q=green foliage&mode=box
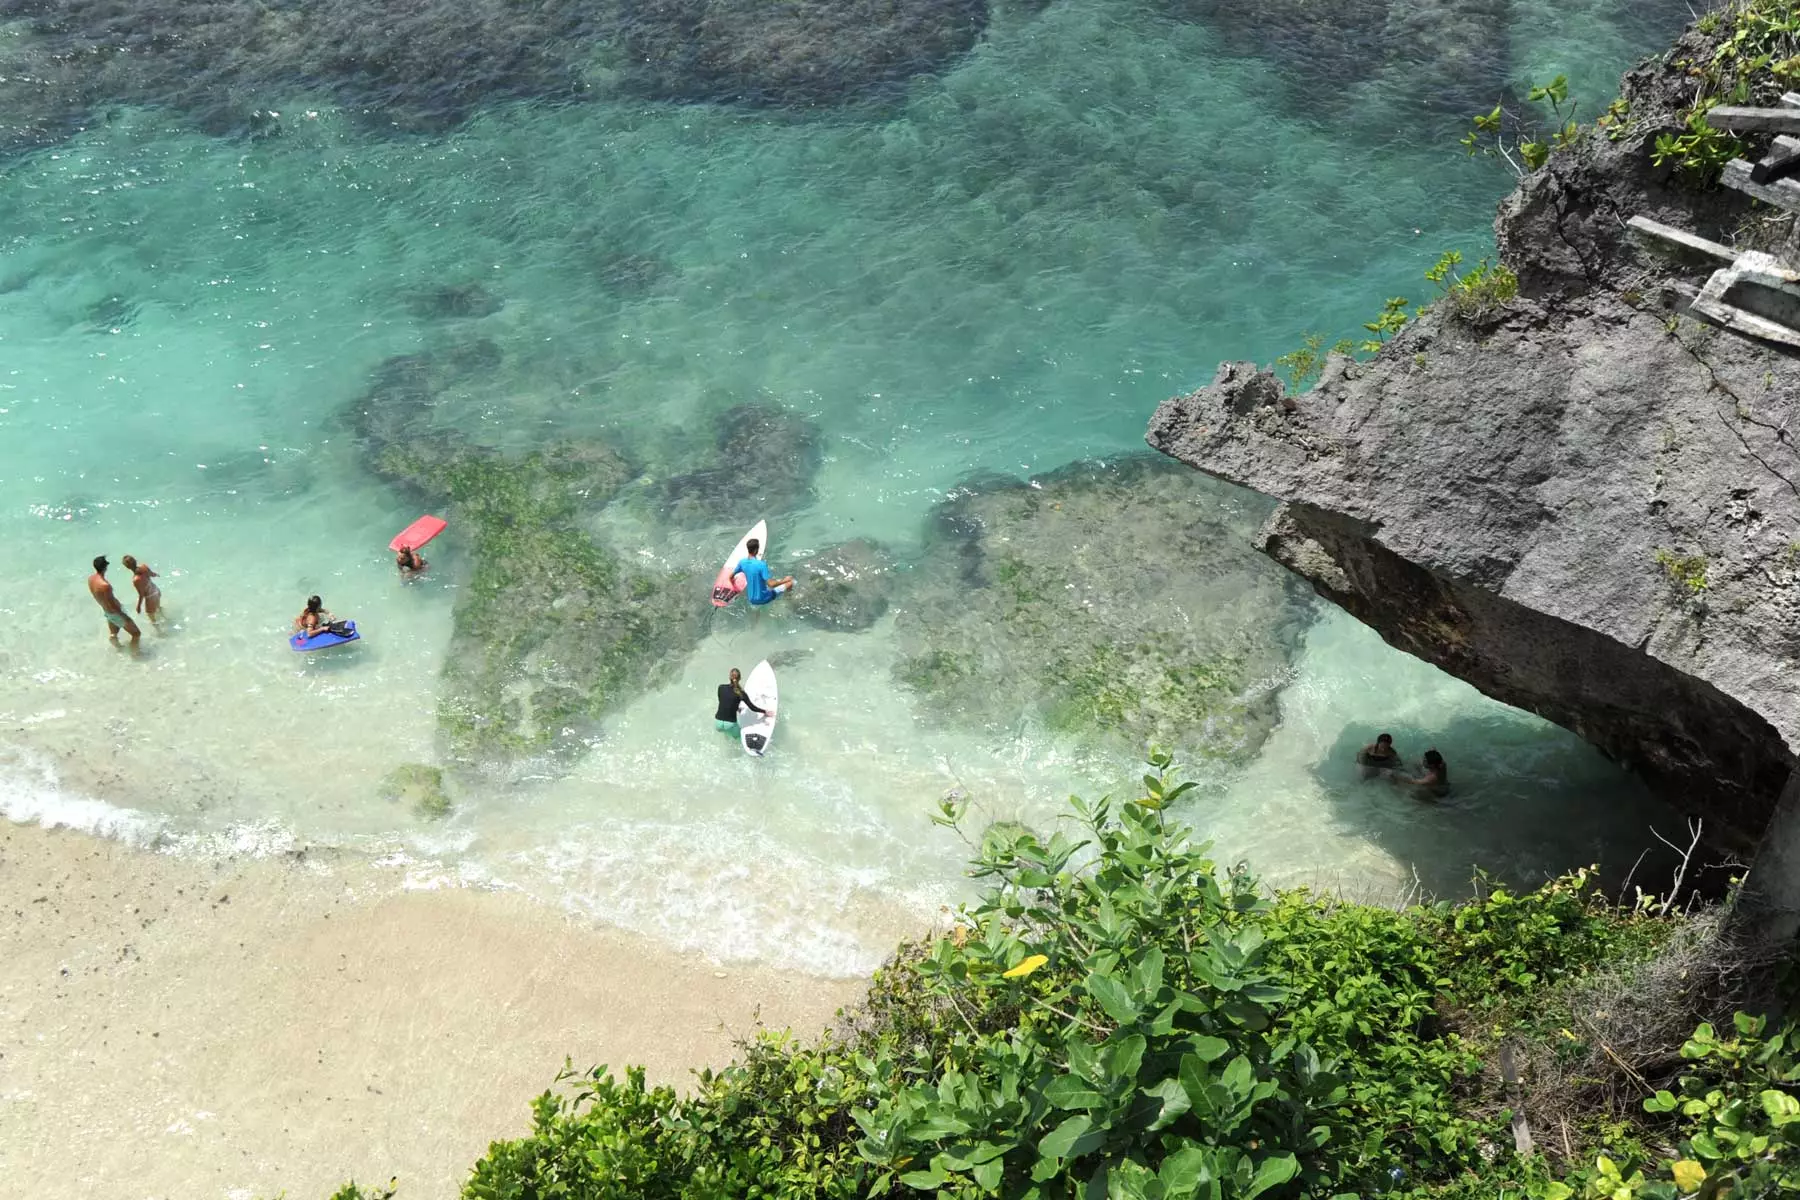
[423,756,1685,1200]
[1654,548,1710,594]
[1274,333,1354,391]
[1461,74,1582,175]
[1651,102,1745,187]
[1361,296,1413,353]
[1424,250,1520,322]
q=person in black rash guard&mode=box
[714,667,766,734]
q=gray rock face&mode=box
[1147,24,1800,846]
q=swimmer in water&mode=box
[1356,732,1402,779]
[295,594,334,637]
[1394,749,1450,801]
[714,667,768,734]
[735,538,795,607]
[396,543,427,579]
[121,554,162,626]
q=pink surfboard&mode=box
[390,514,447,553]
[711,519,766,607]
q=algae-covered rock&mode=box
[657,401,823,526]
[791,539,895,632]
[341,348,702,766]
[380,763,451,819]
[892,455,1315,760]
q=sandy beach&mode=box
[0,821,863,1200]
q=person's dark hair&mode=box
[1376,733,1392,746]
[729,667,741,682]
[122,554,139,572]
[306,595,323,612]
[1423,749,1444,768]
[92,555,108,574]
[746,537,761,556]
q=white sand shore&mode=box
[0,822,864,1200]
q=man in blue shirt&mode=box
[735,537,795,606]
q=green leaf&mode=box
[1044,1074,1106,1111]
[1132,946,1166,1000]
[1143,1076,1193,1132]
[972,1156,1004,1191]
[1242,1153,1299,1200]
[1108,1034,1147,1083]
[1086,971,1141,1026]
[1761,1088,1800,1121]
[1158,1146,1211,1195]
[1187,1036,1231,1063]
[1038,1114,1094,1163]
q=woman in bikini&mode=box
[295,595,335,637]
[121,555,162,625]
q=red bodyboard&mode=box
[390,514,447,553]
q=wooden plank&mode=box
[1709,105,1800,133]
[1626,215,1736,263]
[1723,157,1800,211]
[1783,92,1800,109]
[1753,135,1800,183]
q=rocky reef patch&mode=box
[892,455,1316,760]
[0,0,992,153]
[345,344,705,766]
[614,0,990,106]
[653,401,824,528]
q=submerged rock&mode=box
[380,763,451,819]
[405,282,505,321]
[1147,18,1800,847]
[340,350,703,766]
[790,539,895,631]
[657,401,823,526]
[1161,0,1513,128]
[615,0,990,105]
[892,456,1315,759]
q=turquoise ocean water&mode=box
[0,0,1693,973]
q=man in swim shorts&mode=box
[87,556,141,649]
[714,667,768,733]
[735,538,795,607]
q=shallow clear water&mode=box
[0,0,1694,974]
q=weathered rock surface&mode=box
[1147,22,1800,847]
[892,456,1315,760]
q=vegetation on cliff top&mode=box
[326,756,1796,1200]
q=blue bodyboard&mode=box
[290,620,360,652]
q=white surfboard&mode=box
[711,519,768,607]
[739,659,778,757]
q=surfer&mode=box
[295,595,335,637]
[395,543,428,579]
[1393,749,1450,801]
[121,555,162,625]
[735,538,795,607]
[1356,732,1402,779]
[87,556,142,649]
[715,667,768,733]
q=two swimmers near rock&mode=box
[1357,732,1450,800]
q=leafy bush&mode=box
[359,755,1708,1200]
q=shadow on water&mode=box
[1306,716,1689,903]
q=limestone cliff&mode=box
[1148,21,1800,853]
